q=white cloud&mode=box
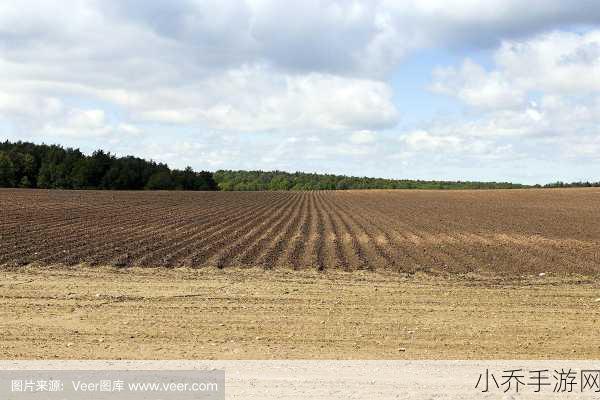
[494,30,600,94]
[0,93,63,118]
[350,130,377,144]
[1,1,599,136]
[427,29,600,166]
[433,30,600,109]
[139,140,241,168]
[1,1,600,182]
[431,59,526,109]
[37,108,143,139]
[135,69,399,132]
[401,130,462,151]
[116,123,143,136]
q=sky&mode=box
[1,1,600,184]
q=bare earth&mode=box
[1,266,599,359]
[2,188,600,274]
[2,188,600,359]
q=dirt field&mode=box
[2,188,600,274]
[1,266,599,359]
[2,188,600,359]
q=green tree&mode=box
[19,176,32,188]
[146,171,175,190]
[0,151,16,187]
[22,153,36,178]
[335,178,349,190]
[175,166,197,190]
[71,159,92,189]
[37,163,53,188]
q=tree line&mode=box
[1,141,596,191]
[539,181,600,188]
[0,141,217,190]
[213,170,529,190]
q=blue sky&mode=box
[1,1,600,184]
[391,48,469,127]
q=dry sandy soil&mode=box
[1,266,599,359]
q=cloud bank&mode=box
[1,1,600,182]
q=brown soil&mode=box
[2,188,600,274]
[1,266,599,359]
[2,188,600,359]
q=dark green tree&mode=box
[146,171,175,190]
[19,176,32,188]
[0,151,16,187]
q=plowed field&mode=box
[1,188,600,275]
